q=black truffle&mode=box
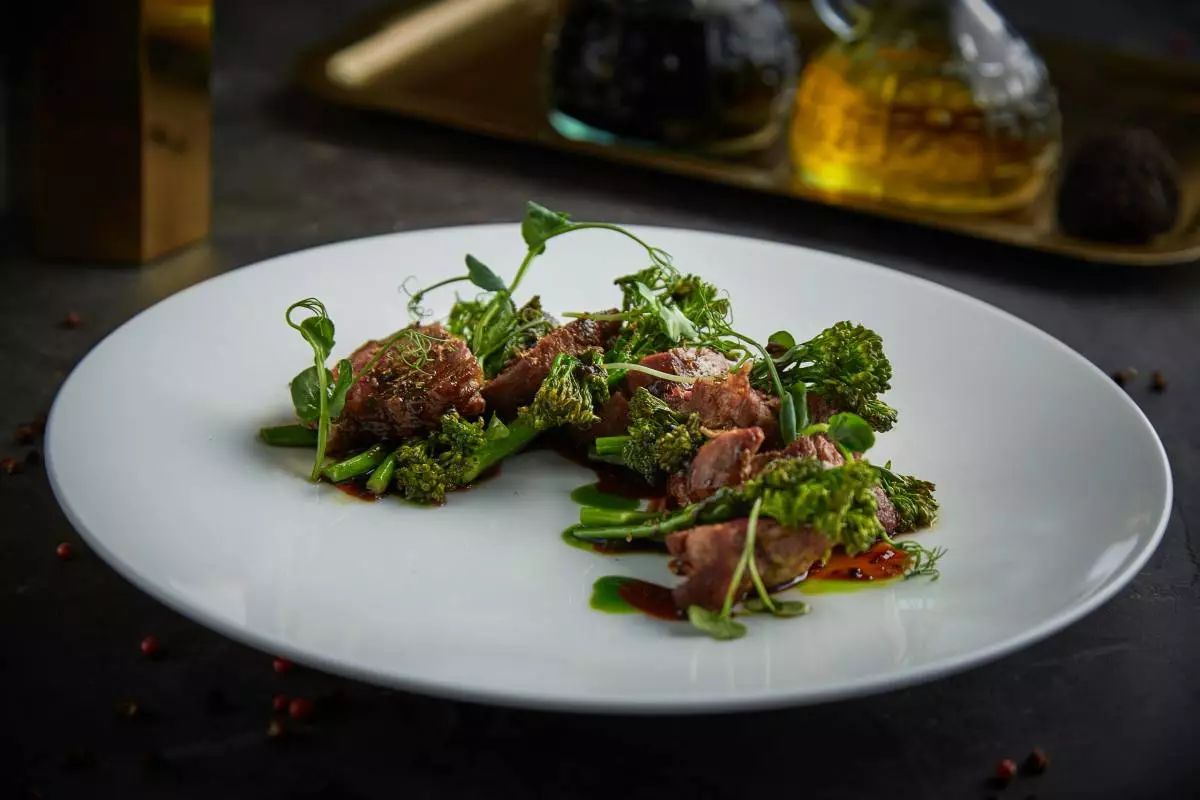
[1057,128,1181,244]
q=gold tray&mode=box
[299,0,1200,266]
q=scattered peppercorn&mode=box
[14,425,35,445]
[273,693,289,713]
[33,414,47,435]
[267,719,285,740]
[1023,748,1050,775]
[288,697,314,721]
[140,635,161,659]
[996,758,1018,782]
[119,700,141,719]
[62,311,82,329]
[1,457,22,475]
[1112,367,1138,386]
[1150,371,1168,392]
[56,542,74,561]
[273,656,292,674]
[25,450,41,466]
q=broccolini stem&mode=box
[568,504,704,540]
[259,425,319,447]
[578,507,659,527]
[365,449,401,495]
[461,415,541,483]
[323,444,390,483]
[593,436,629,456]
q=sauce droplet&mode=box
[590,576,681,621]
[569,483,641,510]
[799,543,910,594]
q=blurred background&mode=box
[2,0,1197,266]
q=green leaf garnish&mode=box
[768,330,795,351]
[825,411,875,453]
[686,606,746,640]
[521,202,571,250]
[465,254,506,293]
[328,359,354,419]
[743,597,811,617]
[289,365,325,424]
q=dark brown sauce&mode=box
[332,479,379,502]
[563,529,669,556]
[545,436,666,500]
[807,542,910,582]
[617,579,683,621]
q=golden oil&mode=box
[791,2,1061,213]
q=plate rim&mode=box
[45,223,1174,714]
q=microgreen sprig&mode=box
[687,497,766,641]
[799,411,877,459]
[285,299,354,480]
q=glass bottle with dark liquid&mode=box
[791,0,1061,213]
[545,0,799,155]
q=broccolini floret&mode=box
[390,410,489,504]
[750,458,885,555]
[753,321,898,431]
[874,462,939,533]
[571,456,887,557]
[524,349,610,430]
[392,352,612,503]
[593,387,705,482]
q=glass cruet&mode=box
[790,0,1062,213]
[545,0,800,155]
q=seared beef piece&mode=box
[568,391,631,446]
[872,486,899,534]
[668,427,765,506]
[668,430,842,506]
[327,323,486,453]
[806,393,838,425]
[667,519,831,611]
[482,315,621,419]
[627,347,730,397]
[746,434,845,476]
[665,366,779,439]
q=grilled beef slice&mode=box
[667,427,765,505]
[626,347,731,397]
[666,519,831,610]
[664,366,779,439]
[482,315,621,418]
[568,391,632,446]
[327,323,486,453]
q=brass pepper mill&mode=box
[7,0,212,263]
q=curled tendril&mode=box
[401,277,433,322]
[351,328,447,383]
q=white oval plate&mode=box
[47,224,1171,714]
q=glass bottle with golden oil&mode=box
[790,0,1061,213]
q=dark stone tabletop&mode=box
[2,2,1198,798]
